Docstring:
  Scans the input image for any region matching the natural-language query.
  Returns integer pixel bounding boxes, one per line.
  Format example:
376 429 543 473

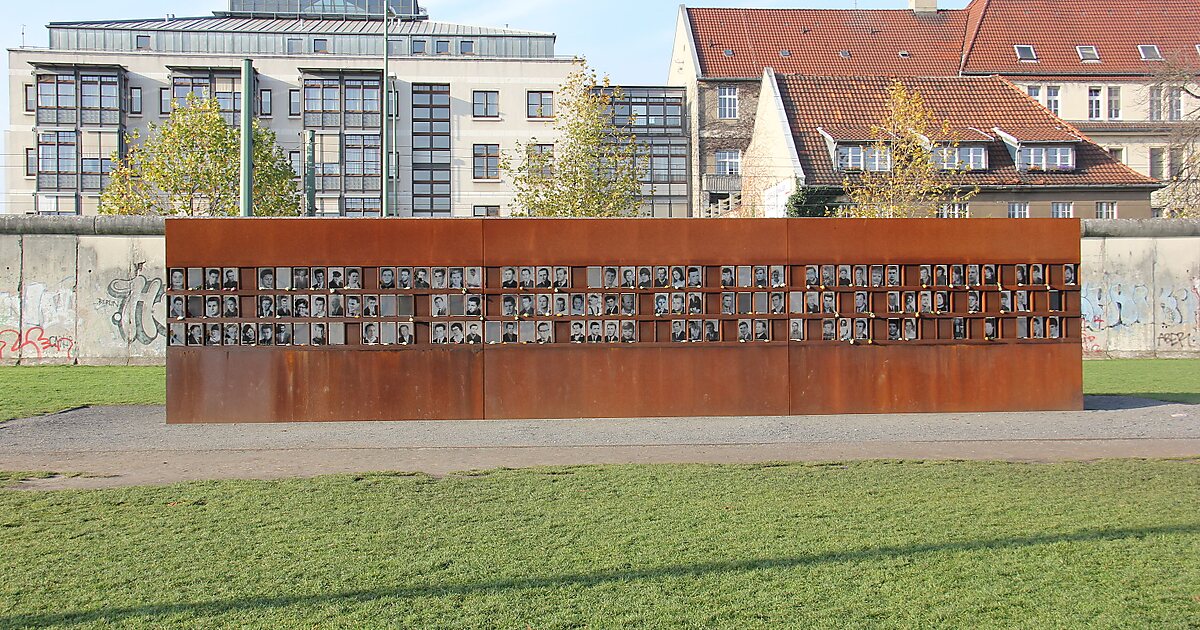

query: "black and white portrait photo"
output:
838 318 852 341
1031 316 1045 339
203 295 221 319
205 323 223 346
257 323 274 346
822 291 837 314
790 319 805 341
838 265 852 287
587 321 603 343
672 319 687 342
362 295 379 317
870 265 884 287
223 295 240 318
752 266 767 288
466 267 484 289
447 322 466 344
169 323 185 346
887 265 901 287
328 295 345 317
379 267 396 290
571 294 586 316
275 323 292 345
169 296 186 319
1048 316 1061 339
667 292 684 315
570 321 586 343
432 267 448 290
502 295 517 317
1031 264 1044 285
185 323 204 346
887 291 900 313
532 321 552 344
1064 264 1077 286
619 267 636 289
950 265 964 287
1016 290 1029 312
501 266 519 289
431 323 449 345
621 294 638 316
519 294 535 317
312 267 327 290
362 322 381 345
241 323 257 345
934 265 948 287
466 295 483 317
654 266 671 288
688 320 703 343
854 265 868 287
275 295 292 318
310 323 328 346
919 291 932 313
222 268 239 290
853 318 869 341
769 265 786 288
604 321 620 343
904 318 918 341
169 268 186 291
292 267 310 290
999 290 1013 313
1015 264 1028 286
953 317 967 340
466 322 483 344
538 267 555 289
721 293 736 316
394 267 412 290
705 320 720 342
737 319 752 342
604 294 619 315
670 266 686 289
586 294 603 316
854 291 869 314
967 291 981 313
806 292 820 314
983 264 997 285
205 268 221 291
449 267 465 290
413 267 431 289
257 267 275 290
918 265 932 287
687 266 704 288
984 317 997 340
967 265 980 287
655 293 671 316
822 318 836 341
934 291 948 313
720 266 736 288
537 294 552 317
887 318 901 341
903 291 916 313
769 292 785 314
821 265 836 287
555 267 572 289
806 265 820 287
327 267 346 289
345 295 362 318
689 293 704 315
398 323 415 345
603 266 619 289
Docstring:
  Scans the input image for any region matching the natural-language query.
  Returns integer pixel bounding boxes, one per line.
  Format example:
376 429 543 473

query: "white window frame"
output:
937 203 970 218
1051 202 1074 218
1076 46 1100 62
836 145 864 171
864 146 892 172
1008 202 1030 219
1138 45 1163 61
1045 86 1061 116
1107 146 1125 163
1107 86 1121 119
715 150 741 176
1088 87 1102 120
1167 87 1183 121
1014 45 1038 62
717 86 739 120
1096 201 1118 219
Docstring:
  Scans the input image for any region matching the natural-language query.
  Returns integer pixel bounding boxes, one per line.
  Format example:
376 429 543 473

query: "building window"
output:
37 195 79 216
412 83 451 216
473 144 500 180
1149 87 1163 121
289 89 301 116
286 38 303 54
1051 202 1074 218
25 149 36 177
37 74 77 125
304 78 341 126
936 145 987 171
130 87 142 115
937 203 970 218
310 133 342 192
1019 145 1074 171
1088 87 1102 120
1096 202 1118 219
529 143 553 177
1077 46 1099 62
170 76 210 111
1150 147 1165 179
1108 147 1125 163
473 205 500 217
288 150 301 177
345 134 382 189
1026 85 1040 100
38 131 78 179
1008 202 1030 219
345 197 383 217
23 84 34 112
253 89 270 117
344 78 381 127
1138 45 1163 61
717 86 739 119
1014 45 1038 62
460 40 475 55
864 146 891 171
527 91 554 118
1107 86 1121 119
412 40 427 54
313 39 329 54
159 88 170 114
136 34 151 50
1170 147 1184 178
715 150 741 175
214 76 242 125
435 40 450 54
1167 87 1183 121
837 145 864 171
1045 86 1060 116
473 90 498 118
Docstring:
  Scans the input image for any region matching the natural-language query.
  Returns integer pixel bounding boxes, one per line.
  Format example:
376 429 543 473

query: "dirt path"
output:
2 396 1197 490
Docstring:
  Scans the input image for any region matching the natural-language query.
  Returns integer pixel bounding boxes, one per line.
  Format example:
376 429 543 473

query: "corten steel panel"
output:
168 348 485 423
166 217 1082 423
483 345 791 419
789 343 1083 415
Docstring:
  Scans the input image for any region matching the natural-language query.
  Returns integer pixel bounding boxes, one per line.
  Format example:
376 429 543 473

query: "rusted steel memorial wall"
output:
165 218 1082 423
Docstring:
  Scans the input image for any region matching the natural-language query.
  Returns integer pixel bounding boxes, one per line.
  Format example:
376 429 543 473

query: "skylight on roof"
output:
1014 45 1038 62
1076 46 1100 62
1195 44 1200 57
838 50 852 59
1139 45 1163 61
780 49 791 57
723 49 734 57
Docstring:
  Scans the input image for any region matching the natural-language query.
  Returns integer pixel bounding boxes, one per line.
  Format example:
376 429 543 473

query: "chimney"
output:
910 0 937 13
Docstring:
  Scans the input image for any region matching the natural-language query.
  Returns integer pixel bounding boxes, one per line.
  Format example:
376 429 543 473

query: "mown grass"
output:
1083 358 1200 404
0 460 1198 628
0 366 165 421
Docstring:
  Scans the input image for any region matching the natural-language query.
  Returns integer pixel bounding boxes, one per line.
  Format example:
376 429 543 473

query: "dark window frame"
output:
473 143 500 180
130 86 143 115
472 90 499 118
527 90 554 118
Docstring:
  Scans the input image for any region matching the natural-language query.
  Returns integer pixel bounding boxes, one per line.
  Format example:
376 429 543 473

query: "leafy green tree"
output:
839 81 977 218
786 182 841 217
501 61 645 217
100 95 300 216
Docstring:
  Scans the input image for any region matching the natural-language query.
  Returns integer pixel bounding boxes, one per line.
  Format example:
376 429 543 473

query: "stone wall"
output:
1 217 1197 364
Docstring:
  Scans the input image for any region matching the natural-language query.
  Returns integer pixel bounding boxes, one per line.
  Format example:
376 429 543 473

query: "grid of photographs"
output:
166 262 1079 348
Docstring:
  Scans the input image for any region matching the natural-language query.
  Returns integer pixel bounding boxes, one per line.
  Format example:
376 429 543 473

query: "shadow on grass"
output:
6 523 1198 627
1085 394 1199 410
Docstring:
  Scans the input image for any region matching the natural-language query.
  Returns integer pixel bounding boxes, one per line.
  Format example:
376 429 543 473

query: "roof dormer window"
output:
1138 45 1163 61
1076 46 1100 62
1019 145 1075 172
1014 45 1038 62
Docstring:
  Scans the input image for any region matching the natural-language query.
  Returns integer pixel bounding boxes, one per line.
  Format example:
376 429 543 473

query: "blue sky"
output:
1 0 972 202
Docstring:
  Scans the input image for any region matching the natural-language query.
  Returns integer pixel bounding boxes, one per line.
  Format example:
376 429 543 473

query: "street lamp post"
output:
381 3 391 216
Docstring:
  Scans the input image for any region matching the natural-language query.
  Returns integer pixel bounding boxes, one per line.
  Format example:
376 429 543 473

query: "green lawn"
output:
1083 358 1200 404
0 461 1197 627
0 366 165 421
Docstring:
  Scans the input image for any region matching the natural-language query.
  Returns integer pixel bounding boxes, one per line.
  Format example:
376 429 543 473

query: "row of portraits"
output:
170 315 1066 347
172 288 1070 322
168 263 1080 294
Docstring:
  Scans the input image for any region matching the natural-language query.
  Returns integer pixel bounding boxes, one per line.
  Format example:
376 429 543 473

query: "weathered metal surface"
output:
166 217 1082 423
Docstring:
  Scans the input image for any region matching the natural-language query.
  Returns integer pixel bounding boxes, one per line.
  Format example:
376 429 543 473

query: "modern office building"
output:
670 0 1199 217
6 0 690 216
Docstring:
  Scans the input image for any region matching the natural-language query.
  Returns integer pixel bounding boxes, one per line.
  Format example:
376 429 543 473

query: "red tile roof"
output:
774 75 1159 188
686 0 1200 79
687 7 967 78
960 0 1200 75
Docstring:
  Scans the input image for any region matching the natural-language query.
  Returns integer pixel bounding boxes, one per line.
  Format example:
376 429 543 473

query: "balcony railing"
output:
702 173 742 193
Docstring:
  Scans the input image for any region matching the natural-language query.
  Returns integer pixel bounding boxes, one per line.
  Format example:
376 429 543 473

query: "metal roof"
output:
47 16 553 37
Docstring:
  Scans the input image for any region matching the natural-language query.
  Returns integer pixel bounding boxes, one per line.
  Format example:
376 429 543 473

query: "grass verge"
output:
0 460 1197 627
1083 358 1200 404
0 366 165 421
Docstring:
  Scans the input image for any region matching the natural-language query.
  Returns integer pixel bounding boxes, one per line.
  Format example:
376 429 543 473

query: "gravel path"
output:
1 396 1197 489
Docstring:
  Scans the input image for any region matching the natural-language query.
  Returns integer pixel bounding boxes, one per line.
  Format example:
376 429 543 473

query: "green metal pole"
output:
240 58 254 217
305 129 316 216
382 8 391 216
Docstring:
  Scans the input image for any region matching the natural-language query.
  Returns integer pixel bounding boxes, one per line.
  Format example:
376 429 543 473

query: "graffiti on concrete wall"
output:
1082 273 1200 354
95 261 166 346
0 326 76 360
